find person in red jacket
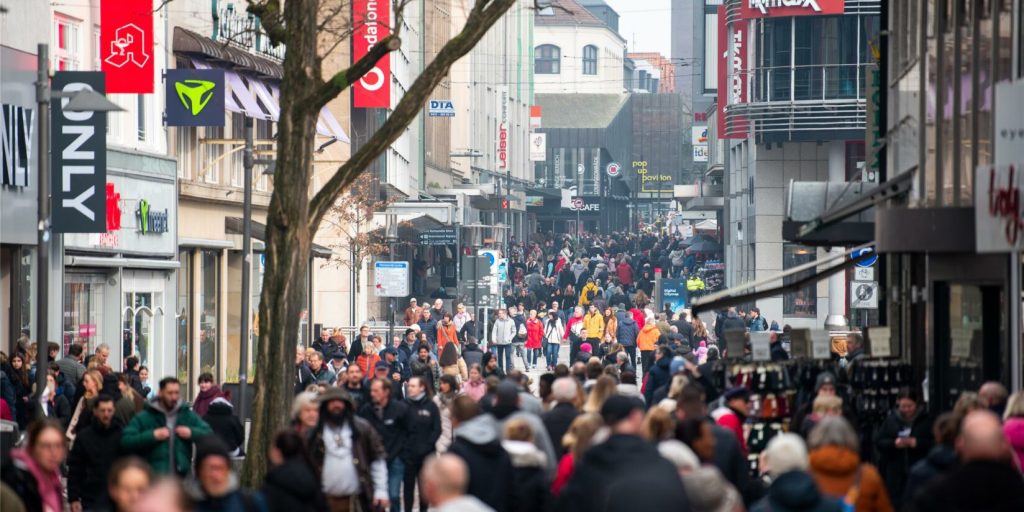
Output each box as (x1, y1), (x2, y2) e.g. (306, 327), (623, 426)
(711, 386), (750, 457)
(616, 259), (634, 288)
(525, 310), (544, 371)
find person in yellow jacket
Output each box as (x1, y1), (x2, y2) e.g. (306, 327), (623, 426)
(637, 316), (662, 374)
(579, 279), (600, 307)
(686, 275), (706, 292)
(583, 305), (605, 346)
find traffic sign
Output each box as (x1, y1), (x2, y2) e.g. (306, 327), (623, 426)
(419, 227), (457, 245)
(851, 281), (879, 309)
(852, 247), (877, 267)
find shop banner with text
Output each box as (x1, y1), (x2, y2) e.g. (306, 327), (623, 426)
(740, 0), (844, 19)
(52, 72), (107, 233)
(717, 6), (748, 139)
(101, 0), (154, 93)
(353, 0), (391, 108)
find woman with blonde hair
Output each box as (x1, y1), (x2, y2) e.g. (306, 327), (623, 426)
(642, 406), (676, 442)
(692, 316), (709, 344)
(582, 375), (618, 414)
(67, 370), (104, 441)
(552, 413), (605, 495)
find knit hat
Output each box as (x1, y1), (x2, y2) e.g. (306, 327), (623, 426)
(600, 395), (644, 426)
(669, 356), (686, 376)
(580, 342), (592, 353)
(815, 372), (837, 392)
(194, 436), (231, 471)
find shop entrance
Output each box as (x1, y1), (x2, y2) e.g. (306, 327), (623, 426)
(121, 271), (165, 369)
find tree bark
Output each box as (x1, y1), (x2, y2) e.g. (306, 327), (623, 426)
(242, 0), (519, 487)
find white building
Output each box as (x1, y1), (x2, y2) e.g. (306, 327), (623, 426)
(533, 0), (625, 95)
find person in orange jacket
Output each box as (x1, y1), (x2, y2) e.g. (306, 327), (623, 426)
(636, 316), (662, 375)
(355, 341), (381, 377)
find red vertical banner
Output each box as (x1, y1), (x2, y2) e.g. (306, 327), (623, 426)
(717, 6), (748, 140)
(353, 0), (391, 108)
(100, 0), (154, 93)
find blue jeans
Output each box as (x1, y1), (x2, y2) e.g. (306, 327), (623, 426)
(387, 457), (404, 512)
(494, 344), (512, 372)
(527, 348), (540, 367)
(545, 342), (560, 367)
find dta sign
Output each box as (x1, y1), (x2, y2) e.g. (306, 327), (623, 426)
(353, 0), (391, 108)
(428, 100), (455, 117)
(52, 72), (107, 233)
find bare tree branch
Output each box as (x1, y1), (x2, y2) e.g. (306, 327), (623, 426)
(312, 34), (401, 109)
(308, 0), (517, 229)
(246, 0), (288, 46)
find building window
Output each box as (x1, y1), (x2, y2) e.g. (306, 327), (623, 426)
(198, 250), (219, 377)
(202, 126), (224, 184)
(63, 273), (107, 353)
(583, 45), (598, 75)
(54, 14), (81, 71)
(137, 95), (146, 142)
(535, 44), (561, 74)
(177, 250), (192, 392)
(230, 113), (245, 187)
(783, 245), (817, 317)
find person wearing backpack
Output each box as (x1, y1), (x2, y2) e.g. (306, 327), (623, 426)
(808, 417), (893, 512)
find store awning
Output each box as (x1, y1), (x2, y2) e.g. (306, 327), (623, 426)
(367, 214), (448, 243)
(689, 243), (875, 314)
(185, 57), (349, 143)
(225, 217), (334, 258)
(786, 170), (913, 246)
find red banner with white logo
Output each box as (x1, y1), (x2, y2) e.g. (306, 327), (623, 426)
(100, 0), (154, 93)
(740, 0), (844, 19)
(353, 0), (391, 108)
(717, 6), (749, 139)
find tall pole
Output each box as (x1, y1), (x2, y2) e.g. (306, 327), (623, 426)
(34, 44), (51, 410)
(576, 163), (582, 245)
(239, 116), (253, 422)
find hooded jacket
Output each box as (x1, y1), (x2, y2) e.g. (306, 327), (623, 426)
(525, 318), (544, 349)
(579, 282), (600, 306)
(616, 315), (639, 348)
(642, 356), (671, 405)
(582, 313), (604, 340)
(192, 385), (227, 417)
(448, 414), (515, 512)
(491, 317), (517, 346)
(67, 414), (124, 508)
(121, 398), (212, 476)
(750, 470), (843, 512)
(556, 434), (688, 512)
(637, 323), (661, 351)
(809, 445), (893, 512)
(903, 445), (957, 505)
(203, 398), (245, 454)
(502, 440), (550, 512)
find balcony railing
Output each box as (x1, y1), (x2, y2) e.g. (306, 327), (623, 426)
(213, 2), (285, 62)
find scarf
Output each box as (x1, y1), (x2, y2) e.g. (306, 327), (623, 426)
(11, 448), (63, 512)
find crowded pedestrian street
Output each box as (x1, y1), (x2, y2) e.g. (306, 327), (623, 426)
(4, 0), (1024, 511)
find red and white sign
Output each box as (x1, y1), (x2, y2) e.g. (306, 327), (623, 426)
(717, 6), (748, 139)
(740, 0), (845, 19)
(497, 86), (509, 170)
(353, 0), (391, 108)
(78, 324), (97, 338)
(101, 0), (154, 93)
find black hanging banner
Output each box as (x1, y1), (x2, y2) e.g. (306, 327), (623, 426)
(51, 71), (107, 233)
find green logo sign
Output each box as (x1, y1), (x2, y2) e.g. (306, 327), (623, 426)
(165, 69), (225, 127)
(175, 79), (216, 115)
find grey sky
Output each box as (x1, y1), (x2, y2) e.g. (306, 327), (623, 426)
(605, 0), (673, 56)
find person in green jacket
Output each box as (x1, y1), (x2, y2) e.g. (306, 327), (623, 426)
(121, 377), (212, 476)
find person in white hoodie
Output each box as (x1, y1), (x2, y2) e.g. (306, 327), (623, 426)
(490, 308), (517, 373)
(420, 454), (495, 512)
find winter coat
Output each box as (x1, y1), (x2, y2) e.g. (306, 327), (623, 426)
(503, 440), (550, 512)
(875, 408), (932, 508)
(903, 445), (957, 505)
(616, 315), (639, 348)
(542, 402), (580, 459)
(1003, 417), (1024, 469)
(356, 353), (381, 378)
(543, 318), (564, 346)
(121, 399), (213, 476)
(907, 459), (1024, 512)
(749, 470), (843, 512)
(434, 393), (458, 452)
(410, 357), (441, 392)
(295, 363), (316, 394)
(67, 416), (123, 509)
(462, 343), (485, 368)
(358, 398), (411, 462)
(203, 398), (245, 454)
(462, 379), (487, 402)
(629, 308), (646, 330)
(579, 282), (600, 306)
(616, 262), (634, 287)
(637, 323), (661, 351)
(261, 457), (328, 512)
(2, 448), (63, 512)
(491, 318), (517, 346)
(404, 306), (423, 326)
(418, 318), (439, 345)
(34, 394), (72, 429)
(712, 405), (748, 456)
(809, 445), (893, 512)
(642, 356), (671, 405)
(311, 365), (337, 385)
(192, 385), (227, 417)
(402, 394), (441, 462)
(525, 319), (544, 349)
(556, 434), (689, 512)
(437, 322), (460, 356)
(448, 414), (515, 512)
(603, 315), (617, 342)
(308, 412), (387, 512)
(563, 315), (584, 341)
(582, 313), (604, 340)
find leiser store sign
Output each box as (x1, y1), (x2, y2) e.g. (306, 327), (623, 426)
(740, 0), (844, 19)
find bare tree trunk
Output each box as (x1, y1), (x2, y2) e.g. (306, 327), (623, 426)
(242, 0), (520, 487)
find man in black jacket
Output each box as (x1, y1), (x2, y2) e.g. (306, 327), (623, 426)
(68, 394), (123, 512)
(447, 396), (514, 512)
(542, 377), (581, 458)
(642, 347), (672, 405)
(402, 376), (441, 512)
(295, 346), (316, 394)
(342, 363), (371, 410)
(557, 395), (689, 512)
(360, 377), (412, 512)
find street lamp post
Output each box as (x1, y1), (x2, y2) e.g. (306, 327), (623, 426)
(238, 117), (254, 423)
(386, 214), (398, 344)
